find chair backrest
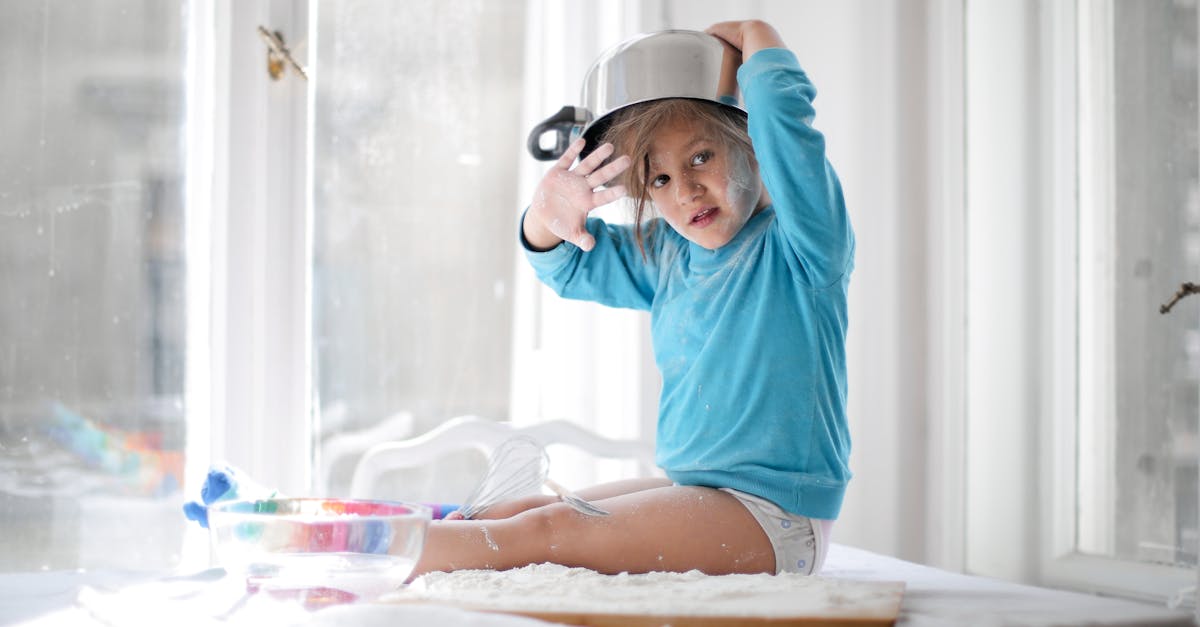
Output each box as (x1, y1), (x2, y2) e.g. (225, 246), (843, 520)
(319, 410), (415, 493)
(349, 415), (657, 499)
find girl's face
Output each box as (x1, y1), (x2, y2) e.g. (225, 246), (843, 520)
(645, 120), (766, 250)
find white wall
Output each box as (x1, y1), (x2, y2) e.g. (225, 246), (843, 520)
(964, 0), (1041, 583)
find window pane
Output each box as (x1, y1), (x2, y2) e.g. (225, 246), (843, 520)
(313, 0), (526, 497)
(0, 2), (189, 571)
(1079, 0), (1199, 568)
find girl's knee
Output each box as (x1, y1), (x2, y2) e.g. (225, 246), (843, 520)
(477, 494), (557, 519)
(518, 501), (590, 544)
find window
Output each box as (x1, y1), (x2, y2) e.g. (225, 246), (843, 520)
(312, 1), (528, 499)
(309, 2), (676, 500)
(1074, 0), (1198, 588)
(966, 0), (1199, 602)
(0, 1), (190, 571)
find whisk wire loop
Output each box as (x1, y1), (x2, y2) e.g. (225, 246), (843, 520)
(456, 435), (549, 519)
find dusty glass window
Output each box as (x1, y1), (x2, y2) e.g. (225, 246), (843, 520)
(1078, 0), (1200, 568)
(312, 0), (526, 498)
(0, 2), (188, 571)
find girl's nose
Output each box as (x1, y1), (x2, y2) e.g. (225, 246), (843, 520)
(676, 176), (703, 205)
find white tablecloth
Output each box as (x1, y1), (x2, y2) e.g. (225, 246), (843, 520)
(2, 544), (1192, 627)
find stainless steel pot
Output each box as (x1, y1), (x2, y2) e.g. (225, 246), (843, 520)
(527, 29), (744, 161)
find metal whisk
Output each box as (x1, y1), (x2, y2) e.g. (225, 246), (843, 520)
(456, 435), (550, 519)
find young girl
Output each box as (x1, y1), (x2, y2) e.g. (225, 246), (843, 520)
(411, 19), (853, 578)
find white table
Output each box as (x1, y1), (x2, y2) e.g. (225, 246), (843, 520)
(2, 544), (1192, 627)
(821, 544), (1193, 626)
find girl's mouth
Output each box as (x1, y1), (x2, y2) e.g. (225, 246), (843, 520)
(690, 207), (718, 227)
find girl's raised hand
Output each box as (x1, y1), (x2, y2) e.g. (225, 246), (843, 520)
(525, 139), (630, 252)
(705, 20), (786, 60)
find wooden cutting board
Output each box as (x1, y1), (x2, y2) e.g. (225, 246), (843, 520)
(388, 565), (905, 627)
(464, 601), (904, 627)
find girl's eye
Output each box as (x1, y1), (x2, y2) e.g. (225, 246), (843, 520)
(691, 150), (712, 166)
(651, 174), (670, 189)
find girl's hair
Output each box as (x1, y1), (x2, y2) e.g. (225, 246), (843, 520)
(599, 98), (754, 256)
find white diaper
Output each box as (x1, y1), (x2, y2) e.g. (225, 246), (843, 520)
(719, 488), (830, 575)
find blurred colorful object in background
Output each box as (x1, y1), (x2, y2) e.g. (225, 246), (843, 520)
(45, 402), (183, 497)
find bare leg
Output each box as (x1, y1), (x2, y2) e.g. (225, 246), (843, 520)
(470, 477), (673, 520)
(574, 477), (674, 500)
(411, 484), (774, 577)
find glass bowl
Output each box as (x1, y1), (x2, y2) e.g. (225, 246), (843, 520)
(208, 498), (431, 598)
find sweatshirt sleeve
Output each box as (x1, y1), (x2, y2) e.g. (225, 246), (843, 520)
(520, 212), (658, 311)
(738, 48), (854, 288)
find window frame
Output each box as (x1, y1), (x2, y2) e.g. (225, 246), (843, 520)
(963, 0), (1196, 604)
(1037, 0), (1196, 603)
(924, 0), (968, 574)
(184, 0), (313, 568)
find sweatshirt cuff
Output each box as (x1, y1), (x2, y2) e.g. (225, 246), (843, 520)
(737, 47), (802, 85)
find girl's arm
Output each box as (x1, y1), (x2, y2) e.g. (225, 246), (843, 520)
(525, 216), (661, 312)
(711, 20), (854, 287)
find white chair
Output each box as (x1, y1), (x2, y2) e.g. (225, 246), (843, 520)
(349, 415), (658, 500)
(319, 410), (415, 494)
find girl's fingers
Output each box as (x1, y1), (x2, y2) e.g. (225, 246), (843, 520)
(705, 22), (744, 50)
(586, 155), (632, 188)
(576, 142), (615, 174)
(592, 185), (628, 207)
(555, 138), (586, 170)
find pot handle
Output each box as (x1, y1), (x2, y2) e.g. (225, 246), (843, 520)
(527, 106), (588, 161)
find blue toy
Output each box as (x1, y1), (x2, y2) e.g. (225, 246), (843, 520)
(182, 463), (276, 528)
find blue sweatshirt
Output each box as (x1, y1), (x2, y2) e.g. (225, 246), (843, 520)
(521, 48), (854, 520)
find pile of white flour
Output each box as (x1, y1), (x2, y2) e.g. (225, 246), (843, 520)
(388, 563), (902, 619)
